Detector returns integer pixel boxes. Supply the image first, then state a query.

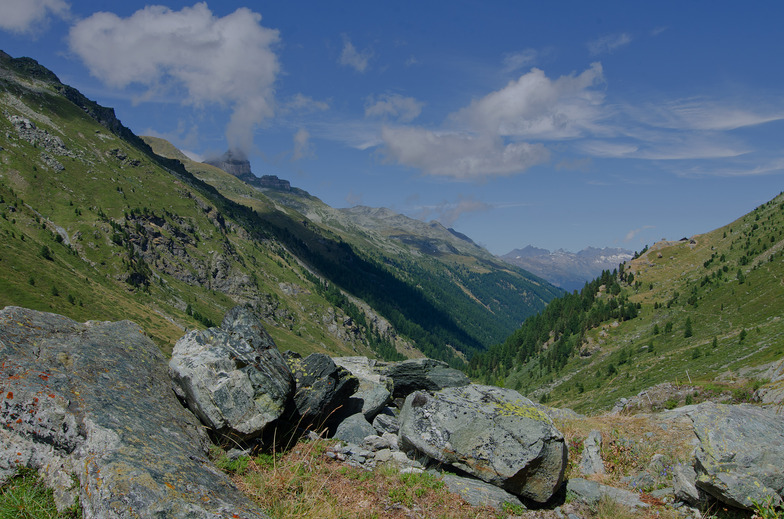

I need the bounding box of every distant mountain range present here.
[499,246,634,292]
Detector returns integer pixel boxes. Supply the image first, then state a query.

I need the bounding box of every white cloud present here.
[378,64,606,180]
[365,94,423,122]
[0,0,70,34]
[381,126,549,179]
[339,35,372,72]
[588,33,632,56]
[453,63,606,140]
[68,3,280,152]
[292,128,313,161]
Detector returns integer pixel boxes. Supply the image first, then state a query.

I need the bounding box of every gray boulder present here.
[440,473,526,511]
[334,413,377,445]
[566,478,648,509]
[169,306,294,443]
[383,358,469,397]
[579,430,605,476]
[285,352,359,432]
[332,356,391,421]
[0,306,266,518]
[688,403,784,510]
[399,384,567,503]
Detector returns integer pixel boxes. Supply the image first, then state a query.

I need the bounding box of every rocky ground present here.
[2,305,782,518]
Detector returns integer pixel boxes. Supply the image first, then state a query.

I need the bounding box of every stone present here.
[579,430,605,476]
[0,306,267,518]
[440,473,526,511]
[399,384,567,502]
[372,408,399,435]
[285,352,359,432]
[673,464,701,506]
[169,306,294,443]
[383,358,469,397]
[566,478,649,509]
[333,413,377,445]
[687,403,784,510]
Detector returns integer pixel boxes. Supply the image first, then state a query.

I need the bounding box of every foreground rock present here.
[688,403,784,509]
[169,306,294,444]
[383,358,469,397]
[440,473,525,511]
[566,478,649,509]
[0,306,266,518]
[399,384,567,503]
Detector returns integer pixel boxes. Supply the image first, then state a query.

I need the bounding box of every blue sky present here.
[2,1,784,255]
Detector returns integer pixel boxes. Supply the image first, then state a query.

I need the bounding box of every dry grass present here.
[556,413,694,489]
[230,438,499,519]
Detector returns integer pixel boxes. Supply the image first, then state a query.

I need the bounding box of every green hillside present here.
[470,192,784,412]
[0,51,561,367]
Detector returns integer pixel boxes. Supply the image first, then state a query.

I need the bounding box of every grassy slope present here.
[496,193,784,413]
[0,62,379,359]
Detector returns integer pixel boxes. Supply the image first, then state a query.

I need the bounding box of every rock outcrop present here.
[285,352,359,432]
[169,306,294,444]
[399,384,567,503]
[0,306,267,518]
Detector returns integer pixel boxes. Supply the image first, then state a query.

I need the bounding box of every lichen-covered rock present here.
[566,478,649,509]
[399,384,567,502]
[688,403,784,510]
[285,352,359,432]
[169,306,294,443]
[383,358,469,397]
[0,306,267,518]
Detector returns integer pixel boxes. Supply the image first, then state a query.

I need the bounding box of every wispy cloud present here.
[502,49,539,72]
[339,35,373,73]
[0,0,70,35]
[292,128,313,161]
[588,33,632,56]
[625,225,655,241]
[365,94,423,123]
[69,4,280,153]
[414,195,492,227]
[632,98,784,131]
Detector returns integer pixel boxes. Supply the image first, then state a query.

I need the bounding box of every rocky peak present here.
[204,148,252,179]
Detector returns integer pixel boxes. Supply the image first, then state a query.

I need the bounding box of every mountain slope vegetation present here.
[0,51,560,367]
[471,192,784,412]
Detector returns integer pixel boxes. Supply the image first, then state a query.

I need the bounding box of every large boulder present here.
[399,384,567,503]
[169,306,294,443]
[285,352,359,432]
[688,403,784,510]
[383,358,470,397]
[0,306,267,518]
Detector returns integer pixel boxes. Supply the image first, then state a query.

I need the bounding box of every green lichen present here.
[494,399,550,422]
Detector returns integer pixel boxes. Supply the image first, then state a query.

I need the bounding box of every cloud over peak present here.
[68,2,280,152]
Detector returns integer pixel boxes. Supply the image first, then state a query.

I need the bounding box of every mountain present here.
[500,245,634,292]
[472,193,784,412]
[151,142,563,354]
[0,50,561,369]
